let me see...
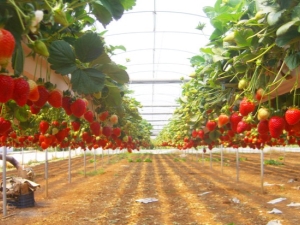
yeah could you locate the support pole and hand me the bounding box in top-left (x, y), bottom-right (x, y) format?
top-left (84, 149), bottom-right (86, 178)
top-left (236, 148), bottom-right (239, 182)
top-left (21, 147), bottom-right (24, 165)
top-left (261, 150), bottom-right (264, 193)
top-left (68, 147), bottom-right (71, 183)
top-left (2, 146), bottom-right (7, 216)
top-left (221, 145), bottom-right (223, 174)
top-left (94, 149), bottom-right (96, 171)
top-left (45, 149), bottom-right (48, 198)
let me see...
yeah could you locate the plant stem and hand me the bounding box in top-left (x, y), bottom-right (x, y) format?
top-left (246, 43), bottom-right (275, 63)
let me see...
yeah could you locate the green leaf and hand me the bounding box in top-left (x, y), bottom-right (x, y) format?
top-left (200, 47), bottom-right (214, 54)
top-left (101, 63), bottom-right (129, 84)
top-left (234, 29), bottom-right (254, 47)
top-left (12, 41), bottom-right (24, 76)
top-left (267, 9), bottom-right (286, 26)
top-left (275, 29), bottom-right (300, 47)
top-left (14, 106), bottom-right (29, 122)
top-left (90, 52), bottom-right (111, 67)
top-left (284, 52), bottom-right (300, 70)
top-left (120, 0), bottom-right (136, 10)
top-left (74, 32), bottom-right (104, 63)
top-left (99, 0), bottom-right (124, 20)
top-left (190, 55), bottom-right (205, 65)
top-left (104, 81), bottom-right (122, 107)
top-left (190, 114), bottom-right (200, 123)
top-left (71, 68), bottom-right (106, 94)
top-left (48, 40), bottom-right (77, 75)
top-left (292, 3), bottom-right (300, 19)
top-left (276, 20), bottom-right (300, 36)
top-left (91, 2), bottom-right (113, 27)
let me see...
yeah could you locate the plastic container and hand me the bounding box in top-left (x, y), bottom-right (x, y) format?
top-left (7, 191), bottom-right (35, 208)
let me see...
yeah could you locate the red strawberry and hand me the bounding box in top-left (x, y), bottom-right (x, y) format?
top-left (230, 112), bottom-right (243, 132)
top-left (70, 98), bottom-right (86, 118)
top-left (0, 117), bottom-right (11, 134)
top-left (112, 127), bottom-right (121, 137)
top-left (30, 105), bottom-right (41, 114)
top-left (236, 120), bottom-right (250, 133)
top-left (12, 77), bottom-right (30, 106)
top-left (84, 110), bottom-right (94, 123)
top-left (48, 89), bottom-right (62, 108)
top-left (71, 121), bottom-right (81, 131)
top-left (90, 121), bottom-right (101, 136)
top-left (191, 130), bottom-right (198, 138)
top-left (255, 88), bottom-right (264, 101)
top-left (62, 96), bottom-right (72, 115)
top-left (198, 130), bottom-right (204, 139)
top-left (102, 126), bottom-right (112, 137)
top-left (285, 107), bottom-right (300, 125)
top-left (0, 74), bottom-right (14, 103)
top-left (217, 114), bottom-right (229, 128)
top-left (0, 28), bottom-right (15, 69)
top-left (27, 80), bottom-right (39, 101)
top-left (257, 120), bottom-right (269, 134)
top-left (268, 116), bottom-right (285, 138)
top-left (39, 121), bottom-right (49, 134)
top-left (34, 85), bottom-right (49, 107)
top-left (239, 98), bottom-right (255, 116)
top-left (99, 111), bottom-right (109, 121)
top-left (206, 120), bottom-right (216, 131)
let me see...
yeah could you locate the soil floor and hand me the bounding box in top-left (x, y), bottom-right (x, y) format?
top-left (1, 150), bottom-right (300, 225)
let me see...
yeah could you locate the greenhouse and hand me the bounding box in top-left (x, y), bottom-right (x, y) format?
top-left (0, 0), bottom-right (300, 224)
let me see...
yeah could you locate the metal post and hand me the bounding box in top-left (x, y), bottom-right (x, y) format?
top-left (221, 145), bottom-right (223, 174)
top-left (84, 150), bottom-right (86, 178)
top-left (21, 147), bottom-right (24, 165)
top-left (94, 149), bottom-right (96, 171)
top-left (45, 149), bottom-right (48, 198)
top-left (68, 147), bottom-right (71, 183)
top-left (35, 149), bottom-right (37, 162)
top-left (261, 150), bottom-right (264, 193)
top-left (2, 146), bottom-right (7, 216)
top-left (210, 150), bottom-right (212, 170)
top-left (236, 148), bottom-right (239, 182)
top-left (63, 148), bottom-right (65, 159)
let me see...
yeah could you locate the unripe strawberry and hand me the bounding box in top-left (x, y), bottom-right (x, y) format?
top-left (27, 80), bottom-right (39, 101)
top-left (0, 74), bottom-right (14, 103)
top-left (0, 28), bottom-right (15, 69)
top-left (32, 40), bottom-right (49, 57)
top-left (12, 77), bottom-right (30, 107)
top-left (257, 107), bottom-right (270, 121)
top-left (109, 114), bottom-right (118, 124)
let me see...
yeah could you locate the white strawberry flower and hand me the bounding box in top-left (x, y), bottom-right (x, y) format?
top-left (30, 10), bottom-right (44, 33)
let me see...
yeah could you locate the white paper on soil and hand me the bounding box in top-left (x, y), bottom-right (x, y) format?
top-left (287, 202), bottom-right (300, 207)
top-left (266, 220), bottom-right (282, 225)
top-left (136, 198), bottom-right (158, 204)
top-left (267, 197), bottom-right (287, 204)
top-left (198, 191), bottom-right (211, 196)
top-left (232, 197), bottom-right (240, 203)
top-left (267, 208), bottom-right (282, 214)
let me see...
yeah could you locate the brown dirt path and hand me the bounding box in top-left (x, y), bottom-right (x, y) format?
top-left (0, 151), bottom-right (299, 225)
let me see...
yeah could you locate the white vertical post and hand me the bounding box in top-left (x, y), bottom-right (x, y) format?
top-left (68, 147), bottom-right (71, 183)
top-left (21, 147), bottom-right (24, 165)
top-left (236, 148), bottom-right (239, 182)
top-left (94, 149), bottom-right (96, 171)
top-left (45, 149), bottom-right (48, 198)
top-left (261, 150), bottom-right (264, 193)
top-left (221, 145), bottom-right (223, 174)
top-left (2, 146), bottom-right (7, 216)
top-left (210, 150), bottom-right (212, 170)
top-left (84, 150), bottom-right (86, 178)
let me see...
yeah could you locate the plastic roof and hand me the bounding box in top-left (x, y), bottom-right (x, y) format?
top-left (103, 0), bottom-right (216, 137)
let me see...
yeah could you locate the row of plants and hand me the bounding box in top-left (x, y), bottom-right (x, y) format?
top-left (156, 0), bottom-right (300, 150)
top-left (0, 0), bottom-right (152, 152)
